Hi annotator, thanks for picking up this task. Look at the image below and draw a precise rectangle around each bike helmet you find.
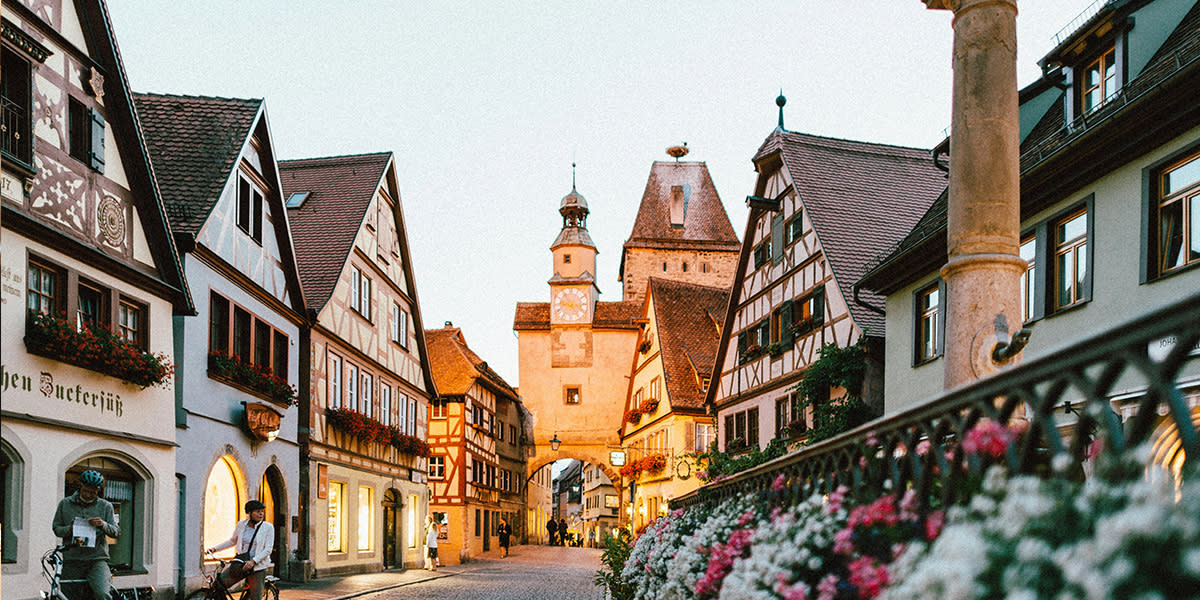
[79,470,104,488]
[245,499,266,512]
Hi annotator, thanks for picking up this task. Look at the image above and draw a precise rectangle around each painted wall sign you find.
[1,364,124,417]
[244,402,282,441]
[1148,335,1200,362]
[317,464,328,500]
[1,264,22,303]
[1,171,23,204]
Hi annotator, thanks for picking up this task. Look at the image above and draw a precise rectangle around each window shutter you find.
[771,215,784,264]
[780,300,794,346]
[685,421,695,452]
[814,287,826,326]
[252,189,264,241]
[724,415,734,450]
[737,332,746,357]
[759,320,771,347]
[89,109,105,173]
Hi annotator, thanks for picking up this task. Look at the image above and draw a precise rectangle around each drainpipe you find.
[852,282,886,316]
[923,0,1027,389]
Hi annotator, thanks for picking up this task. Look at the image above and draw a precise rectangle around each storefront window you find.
[204,456,241,560]
[408,494,419,548]
[1,442,21,563]
[328,481,345,552]
[357,486,372,551]
[68,457,142,572]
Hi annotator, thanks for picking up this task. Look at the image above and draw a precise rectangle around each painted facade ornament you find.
[97,195,125,247]
[88,68,105,100]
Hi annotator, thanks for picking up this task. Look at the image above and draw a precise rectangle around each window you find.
[792,286,826,336]
[648,377,659,401]
[497,420,505,442]
[346,365,359,411]
[357,486,372,551]
[1080,48,1117,114]
[328,481,345,552]
[392,304,409,347]
[236,174,264,242]
[408,494,419,548]
[429,456,445,479]
[431,398,447,419]
[1019,236,1037,323]
[724,407,758,450]
[118,299,145,346]
[915,282,943,364]
[351,266,372,320]
[564,386,581,405]
[360,374,373,419]
[68,457,143,572]
[1154,149,1200,275]
[329,354,343,408]
[563,254,571,264]
[1,442,21,563]
[285,192,309,208]
[398,394,408,432]
[776,393,806,437]
[76,281,107,331]
[408,396,417,434]
[1,46,33,166]
[1053,209,1088,310]
[510,424,517,444]
[737,320,772,363]
[381,385,392,426]
[65,97,105,172]
[208,292,289,381]
[26,261,62,316]
[753,239,772,269]
[695,423,714,452]
[785,213,805,245]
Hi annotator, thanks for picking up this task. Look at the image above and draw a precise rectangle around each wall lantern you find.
[550,432,562,451]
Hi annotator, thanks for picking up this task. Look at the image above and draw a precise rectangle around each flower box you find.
[639,398,659,415]
[208,352,297,405]
[625,407,644,424]
[325,407,431,456]
[619,453,669,479]
[740,344,763,363]
[24,311,173,388]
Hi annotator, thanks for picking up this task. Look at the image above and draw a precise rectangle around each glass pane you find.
[1075,248,1087,300]
[1164,155,1200,196]
[1190,195,1200,262]
[357,487,371,551]
[204,457,240,559]
[1022,265,1036,322]
[1058,213,1086,244]
[1160,199,1184,270]
[1057,252,1073,307]
[328,483,342,552]
[1020,238,1036,263]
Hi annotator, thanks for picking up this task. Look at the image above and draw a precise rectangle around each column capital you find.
[923,0,1016,12]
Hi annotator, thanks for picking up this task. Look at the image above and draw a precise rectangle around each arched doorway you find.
[67,456,145,573]
[381,489,401,569]
[203,455,245,562]
[524,457,624,548]
[1150,405,1200,497]
[259,465,286,577]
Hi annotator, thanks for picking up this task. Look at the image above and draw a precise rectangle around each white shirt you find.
[211,518,274,572]
[426,526,439,548]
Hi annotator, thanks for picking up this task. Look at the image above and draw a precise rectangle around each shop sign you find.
[1,363,124,417]
[244,402,282,441]
[609,450,626,466]
[317,464,328,499]
[1149,335,1200,363]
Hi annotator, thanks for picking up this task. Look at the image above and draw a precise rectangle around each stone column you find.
[925,0,1025,389]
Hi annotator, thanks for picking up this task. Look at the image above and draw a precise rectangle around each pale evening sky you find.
[107,1,1097,387]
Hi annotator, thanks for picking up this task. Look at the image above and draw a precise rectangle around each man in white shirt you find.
[208,500,274,600]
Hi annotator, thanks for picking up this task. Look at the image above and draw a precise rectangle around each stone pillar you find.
[925,0,1025,389]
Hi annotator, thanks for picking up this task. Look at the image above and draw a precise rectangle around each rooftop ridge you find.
[780,130,932,156]
[132,91,262,105]
[279,151,393,166]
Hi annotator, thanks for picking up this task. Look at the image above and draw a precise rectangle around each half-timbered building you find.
[706,116,945,452]
[2,2,191,597]
[283,152,437,575]
[621,278,725,530]
[135,92,306,590]
[424,324,520,563]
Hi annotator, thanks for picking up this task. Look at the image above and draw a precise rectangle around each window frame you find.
[564,385,581,405]
[912,279,945,366]
[1,45,35,169]
[27,255,152,351]
[753,238,772,269]
[208,291,289,378]
[430,398,447,419]
[329,354,343,408]
[429,455,445,479]
[392,303,409,348]
[351,266,372,321]
[1144,143,1200,281]
[235,172,265,244]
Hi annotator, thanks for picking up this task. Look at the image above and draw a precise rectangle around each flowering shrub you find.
[326,408,431,456]
[641,397,660,415]
[626,406,645,424]
[25,311,173,388]
[208,351,297,405]
[388,426,432,457]
[883,449,1200,600]
[620,454,669,479]
[741,344,764,363]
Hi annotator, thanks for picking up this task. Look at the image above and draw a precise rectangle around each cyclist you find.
[51,469,119,600]
[206,500,274,600]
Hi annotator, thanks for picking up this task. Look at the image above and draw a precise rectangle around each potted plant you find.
[209,351,297,405]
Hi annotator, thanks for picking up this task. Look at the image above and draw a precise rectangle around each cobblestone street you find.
[360,545,603,600]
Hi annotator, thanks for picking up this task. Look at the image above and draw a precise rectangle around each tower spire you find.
[571,161,577,191]
[776,90,787,130]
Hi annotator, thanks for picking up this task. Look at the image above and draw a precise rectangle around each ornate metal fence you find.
[673,291,1200,510]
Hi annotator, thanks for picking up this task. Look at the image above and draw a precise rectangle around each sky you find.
[106,1,1098,387]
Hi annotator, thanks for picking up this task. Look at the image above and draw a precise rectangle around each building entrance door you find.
[483,510,490,551]
[382,489,399,568]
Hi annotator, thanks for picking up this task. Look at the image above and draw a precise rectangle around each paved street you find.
[359,545,604,600]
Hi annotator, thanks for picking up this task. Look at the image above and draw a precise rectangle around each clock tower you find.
[549,167,599,326]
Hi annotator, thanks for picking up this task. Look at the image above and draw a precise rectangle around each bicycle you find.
[186,550,279,600]
[40,545,146,600]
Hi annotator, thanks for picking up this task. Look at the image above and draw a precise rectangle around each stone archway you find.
[523,448,628,541]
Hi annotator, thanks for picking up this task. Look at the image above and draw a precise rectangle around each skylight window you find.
[285,191,310,208]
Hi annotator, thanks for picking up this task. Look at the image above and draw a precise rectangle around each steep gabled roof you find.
[280,153,391,310]
[648,278,728,412]
[512,301,641,331]
[133,93,262,235]
[757,130,946,334]
[425,326,517,399]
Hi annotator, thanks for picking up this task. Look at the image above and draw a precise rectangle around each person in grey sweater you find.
[52,470,119,600]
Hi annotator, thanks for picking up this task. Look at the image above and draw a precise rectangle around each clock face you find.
[552,288,589,322]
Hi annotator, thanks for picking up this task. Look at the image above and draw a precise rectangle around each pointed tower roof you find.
[551,163,596,250]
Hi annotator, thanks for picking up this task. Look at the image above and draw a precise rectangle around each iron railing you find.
[673,291,1200,510]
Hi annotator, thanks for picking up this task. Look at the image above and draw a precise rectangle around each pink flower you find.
[834,527,855,555]
[772,473,788,492]
[737,509,757,526]
[826,486,849,514]
[1087,437,1105,460]
[962,419,1018,457]
[924,510,945,541]
[847,556,890,598]
[916,439,932,456]
[774,579,810,600]
[899,489,919,521]
[817,575,840,600]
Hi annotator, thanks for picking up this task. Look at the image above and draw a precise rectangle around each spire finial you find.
[776,89,787,130]
[571,162,577,191]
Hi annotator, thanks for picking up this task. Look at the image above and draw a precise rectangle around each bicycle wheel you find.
[186,587,218,600]
[265,583,279,600]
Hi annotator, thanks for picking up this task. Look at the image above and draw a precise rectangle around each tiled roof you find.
[425,326,517,398]
[648,278,729,412]
[512,300,641,331]
[623,161,740,251]
[762,130,946,334]
[860,0,1200,292]
[133,93,262,235]
[280,153,391,310]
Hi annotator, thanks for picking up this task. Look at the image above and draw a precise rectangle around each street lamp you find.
[550,432,561,451]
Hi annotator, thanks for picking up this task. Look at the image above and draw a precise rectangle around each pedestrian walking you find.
[498,517,512,558]
[588,529,596,548]
[424,516,439,571]
[546,517,557,546]
[52,470,119,600]
[558,518,568,547]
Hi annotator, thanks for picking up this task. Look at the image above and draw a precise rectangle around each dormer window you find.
[1043,4,1130,123]
[1081,47,1117,113]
